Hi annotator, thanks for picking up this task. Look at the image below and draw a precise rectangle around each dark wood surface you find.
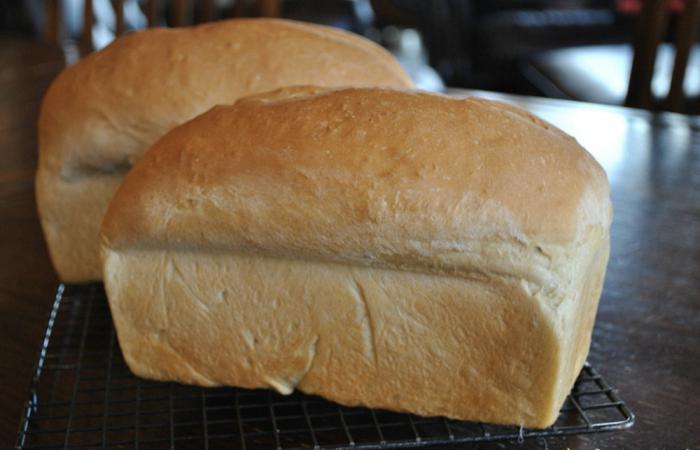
[0,36,63,447]
[1,36,699,449]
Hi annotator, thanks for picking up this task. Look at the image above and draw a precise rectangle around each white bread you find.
[36,19,412,282]
[100,87,612,428]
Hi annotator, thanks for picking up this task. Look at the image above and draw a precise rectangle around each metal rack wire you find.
[16,284,634,449]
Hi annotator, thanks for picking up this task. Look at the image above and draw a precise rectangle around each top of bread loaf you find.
[101,87,611,284]
[38,19,412,180]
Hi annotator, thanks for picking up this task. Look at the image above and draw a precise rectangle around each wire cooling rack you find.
[16,284,634,449]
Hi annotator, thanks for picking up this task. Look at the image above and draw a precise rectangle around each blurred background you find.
[1,0,699,112]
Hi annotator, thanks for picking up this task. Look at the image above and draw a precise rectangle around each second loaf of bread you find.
[101,86,612,429]
[37,18,412,282]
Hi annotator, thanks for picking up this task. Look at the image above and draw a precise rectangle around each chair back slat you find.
[113,0,125,35]
[259,0,281,17]
[47,0,282,54]
[146,0,158,27]
[82,0,94,53]
[200,0,215,22]
[666,0,700,112]
[171,0,189,26]
[626,0,670,109]
[44,0,61,44]
[233,0,246,17]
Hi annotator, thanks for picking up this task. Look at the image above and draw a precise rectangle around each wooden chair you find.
[44,0,281,54]
[627,0,700,112]
[527,0,700,113]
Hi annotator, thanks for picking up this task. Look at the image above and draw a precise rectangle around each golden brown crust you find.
[36,19,412,282]
[100,87,612,428]
[39,19,411,175]
[102,87,611,270]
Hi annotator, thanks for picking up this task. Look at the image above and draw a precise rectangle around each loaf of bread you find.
[100,86,612,428]
[36,19,412,282]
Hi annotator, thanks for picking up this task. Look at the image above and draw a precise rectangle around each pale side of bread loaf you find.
[101,87,612,428]
[36,19,413,282]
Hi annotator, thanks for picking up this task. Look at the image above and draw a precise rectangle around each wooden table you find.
[1,36,698,449]
[0,36,63,447]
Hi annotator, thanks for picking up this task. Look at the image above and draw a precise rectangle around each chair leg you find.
[665,0,700,112]
[199,0,215,23]
[626,0,670,109]
[82,0,94,54]
[44,0,61,44]
[113,0,125,35]
[171,0,189,26]
[146,0,158,27]
[258,0,280,17]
